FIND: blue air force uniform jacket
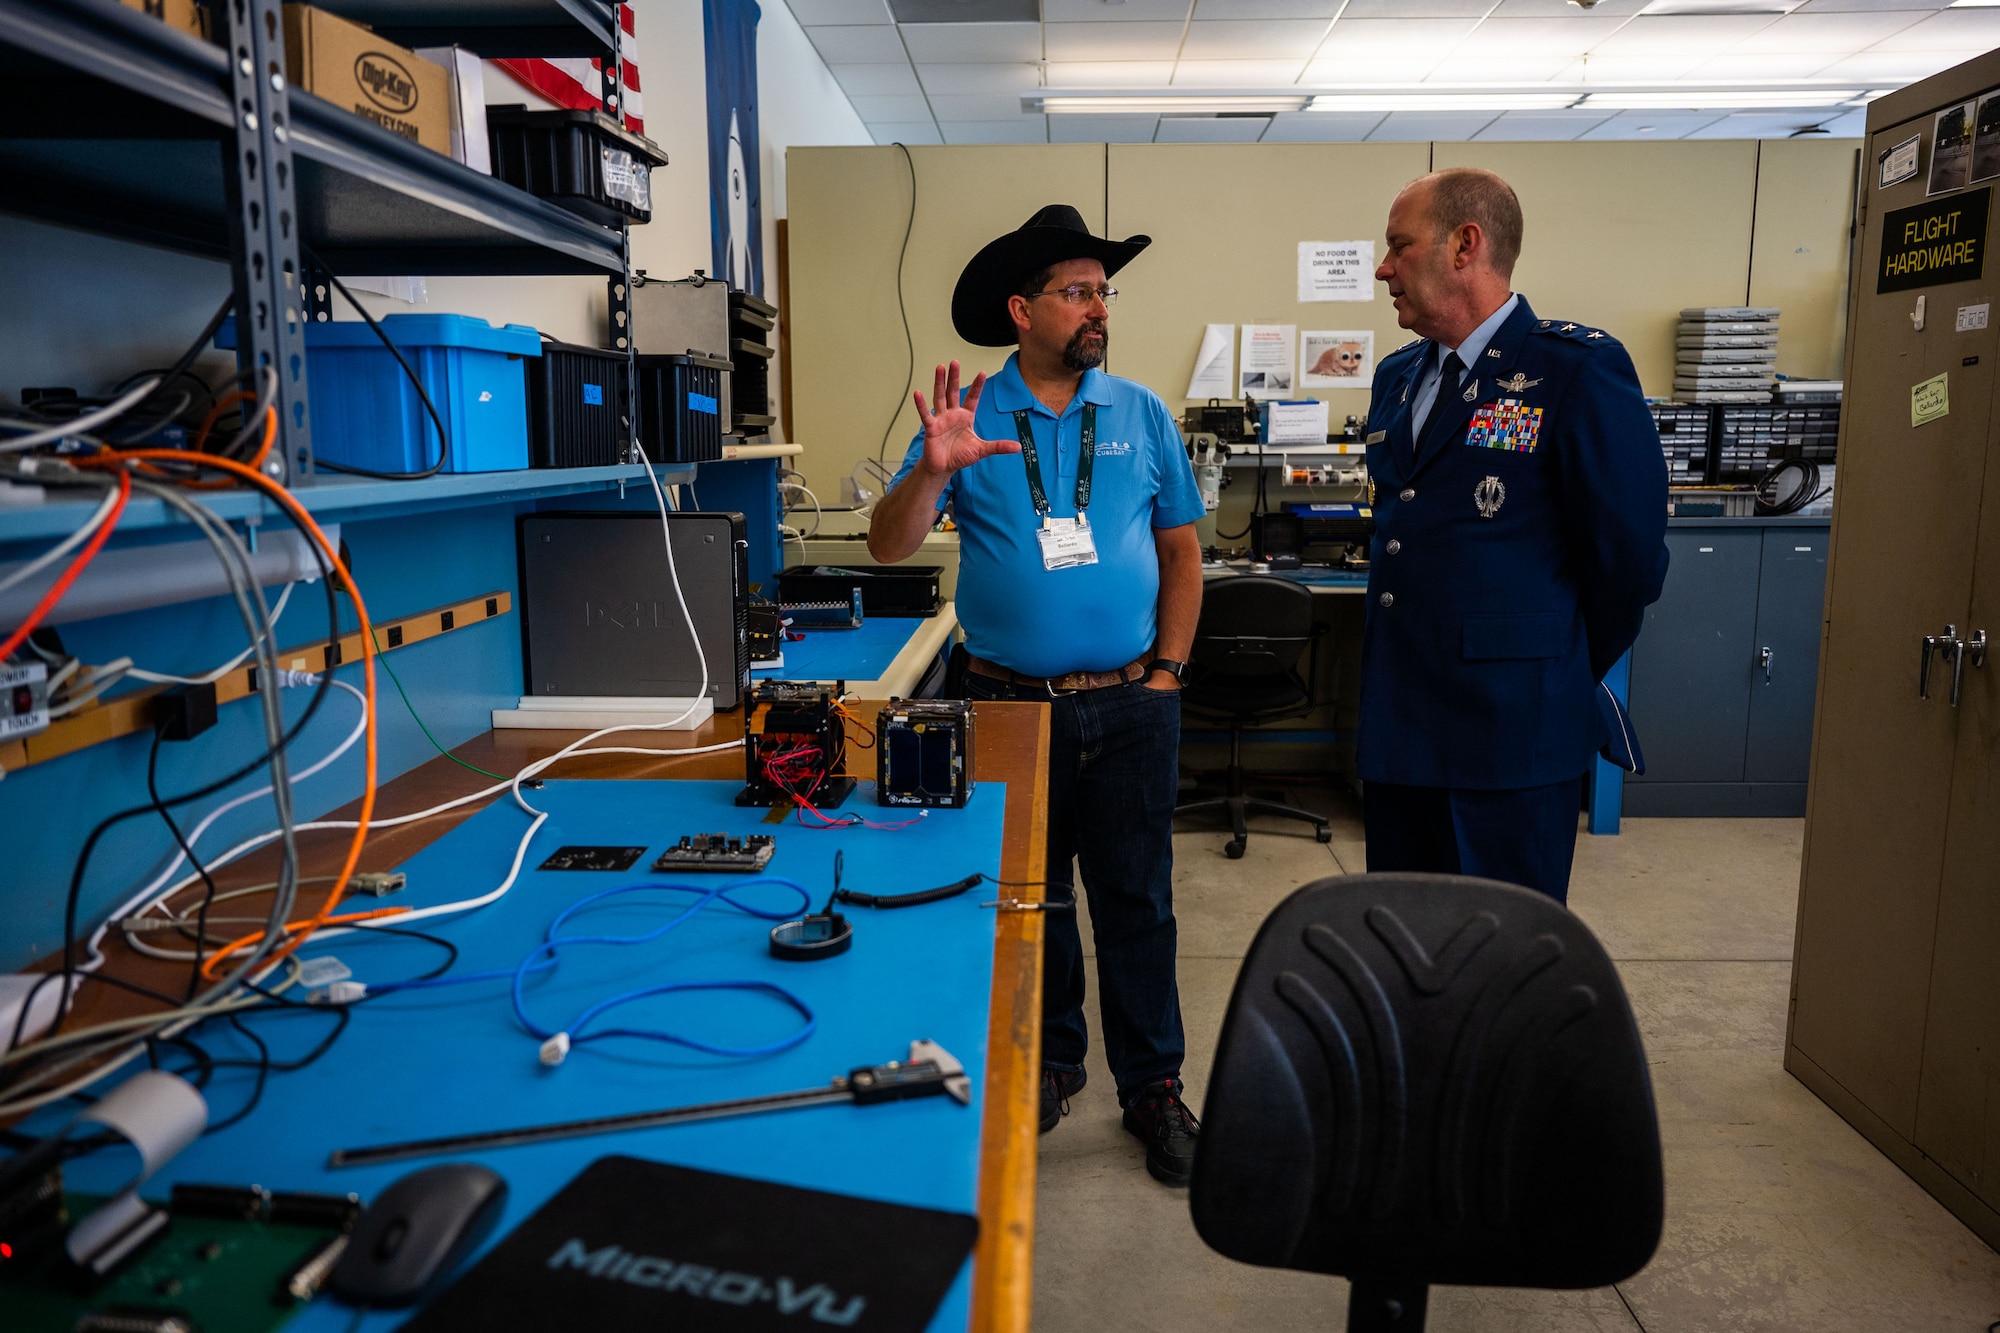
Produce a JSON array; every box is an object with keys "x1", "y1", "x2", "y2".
[{"x1": 1358, "y1": 298, "x2": 1669, "y2": 790}]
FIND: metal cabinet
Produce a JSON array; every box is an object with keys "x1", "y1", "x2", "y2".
[{"x1": 1624, "y1": 520, "x2": 1829, "y2": 816}]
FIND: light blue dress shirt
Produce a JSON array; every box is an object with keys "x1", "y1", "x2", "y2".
[{"x1": 1409, "y1": 292, "x2": 1523, "y2": 438}]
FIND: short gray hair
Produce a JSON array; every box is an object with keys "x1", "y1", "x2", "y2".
[{"x1": 1417, "y1": 168, "x2": 1524, "y2": 278}]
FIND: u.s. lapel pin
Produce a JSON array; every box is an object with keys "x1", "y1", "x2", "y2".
[
  {"x1": 1486, "y1": 348, "x2": 1502, "y2": 358},
  {"x1": 1475, "y1": 475, "x2": 1506, "y2": 518},
  {"x1": 1496, "y1": 372, "x2": 1542, "y2": 393}
]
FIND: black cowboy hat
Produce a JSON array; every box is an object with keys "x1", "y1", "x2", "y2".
[{"x1": 951, "y1": 204, "x2": 1151, "y2": 348}]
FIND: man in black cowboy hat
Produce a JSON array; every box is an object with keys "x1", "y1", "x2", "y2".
[{"x1": 869, "y1": 204, "x2": 1206, "y2": 1186}]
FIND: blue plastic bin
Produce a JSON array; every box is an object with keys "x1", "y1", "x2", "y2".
[{"x1": 219, "y1": 314, "x2": 541, "y2": 474}]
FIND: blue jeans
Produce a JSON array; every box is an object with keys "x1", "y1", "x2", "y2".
[{"x1": 963, "y1": 673, "x2": 1187, "y2": 1102}]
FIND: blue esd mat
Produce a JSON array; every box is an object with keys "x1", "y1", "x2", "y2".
[
  {"x1": 49, "y1": 779, "x2": 1009, "y2": 1333},
  {"x1": 753, "y1": 618, "x2": 917, "y2": 682}
]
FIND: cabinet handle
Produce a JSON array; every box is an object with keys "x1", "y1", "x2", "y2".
[
  {"x1": 1954, "y1": 630, "x2": 1989, "y2": 709},
  {"x1": 1758, "y1": 645, "x2": 1774, "y2": 684},
  {"x1": 1921, "y1": 625, "x2": 1960, "y2": 701}
]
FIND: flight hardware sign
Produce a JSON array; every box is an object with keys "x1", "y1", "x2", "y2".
[{"x1": 1878, "y1": 188, "x2": 1991, "y2": 294}]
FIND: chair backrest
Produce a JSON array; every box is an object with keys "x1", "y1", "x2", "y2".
[
  {"x1": 1190, "y1": 873, "x2": 1663, "y2": 1292},
  {"x1": 1189, "y1": 574, "x2": 1318, "y2": 680}
]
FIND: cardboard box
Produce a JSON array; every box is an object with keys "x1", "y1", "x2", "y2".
[
  {"x1": 414, "y1": 45, "x2": 492, "y2": 173},
  {"x1": 282, "y1": 5, "x2": 449, "y2": 156},
  {"x1": 120, "y1": 0, "x2": 208, "y2": 40}
]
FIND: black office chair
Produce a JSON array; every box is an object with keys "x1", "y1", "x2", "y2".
[
  {"x1": 1175, "y1": 574, "x2": 1331, "y2": 858},
  {"x1": 1190, "y1": 873, "x2": 1664, "y2": 1332}
]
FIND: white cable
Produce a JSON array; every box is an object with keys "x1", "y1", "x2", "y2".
[
  {"x1": 0, "y1": 378, "x2": 162, "y2": 453},
  {"x1": 127, "y1": 583, "x2": 295, "y2": 685},
  {"x1": 0, "y1": 481, "x2": 121, "y2": 600},
  {"x1": 82, "y1": 677, "x2": 366, "y2": 972},
  {"x1": 48, "y1": 658, "x2": 132, "y2": 717}
]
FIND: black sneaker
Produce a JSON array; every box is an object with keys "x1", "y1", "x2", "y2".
[
  {"x1": 1122, "y1": 1078, "x2": 1199, "y2": 1186},
  {"x1": 1039, "y1": 1067, "x2": 1087, "y2": 1134}
]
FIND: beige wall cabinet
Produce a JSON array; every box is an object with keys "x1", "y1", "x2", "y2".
[{"x1": 1788, "y1": 49, "x2": 2000, "y2": 1250}]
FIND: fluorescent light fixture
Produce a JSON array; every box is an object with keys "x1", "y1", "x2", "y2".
[
  {"x1": 1949, "y1": 0, "x2": 2000, "y2": 7},
  {"x1": 1031, "y1": 95, "x2": 1309, "y2": 114},
  {"x1": 1584, "y1": 89, "x2": 1859, "y2": 108},
  {"x1": 1308, "y1": 93, "x2": 1579, "y2": 112}
]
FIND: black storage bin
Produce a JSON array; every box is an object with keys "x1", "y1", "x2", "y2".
[
  {"x1": 636, "y1": 352, "x2": 732, "y2": 465},
  {"x1": 526, "y1": 341, "x2": 630, "y2": 468},
  {"x1": 776, "y1": 564, "x2": 944, "y2": 618},
  {"x1": 731, "y1": 337, "x2": 774, "y2": 421},
  {"x1": 1649, "y1": 402, "x2": 1715, "y2": 485},
  {"x1": 486, "y1": 105, "x2": 668, "y2": 227}
]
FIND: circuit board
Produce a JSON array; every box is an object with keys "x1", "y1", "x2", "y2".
[
  {"x1": 1, "y1": 1192, "x2": 349, "y2": 1333},
  {"x1": 652, "y1": 833, "x2": 776, "y2": 873},
  {"x1": 537, "y1": 845, "x2": 648, "y2": 872}
]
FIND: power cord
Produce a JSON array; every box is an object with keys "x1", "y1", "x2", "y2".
[
  {"x1": 297, "y1": 244, "x2": 452, "y2": 480},
  {"x1": 875, "y1": 142, "x2": 918, "y2": 469}
]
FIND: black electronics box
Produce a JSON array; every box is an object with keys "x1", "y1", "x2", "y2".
[
  {"x1": 746, "y1": 598, "x2": 783, "y2": 663},
  {"x1": 877, "y1": 698, "x2": 974, "y2": 809},
  {"x1": 776, "y1": 564, "x2": 942, "y2": 618},
  {"x1": 528, "y1": 341, "x2": 630, "y2": 468},
  {"x1": 1192, "y1": 398, "x2": 1253, "y2": 442},
  {"x1": 404, "y1": 1156, "x2": 978, "y2": 1333},
  {"x1": 637, "y1": 352, "x2": 732, "y2": 465},
  {"x1": 1249, "y1": 511, "x2": 1304, "y2": 568},
  {"x1": 1282, "y1": 501, "x2": 1375, "y2": 544},
  {"x1": 518, "y1": 511, "x2": 750, "y2": 709},
  {"x1": 486, "y1": 105, "x2": 669, "y2": 226}
]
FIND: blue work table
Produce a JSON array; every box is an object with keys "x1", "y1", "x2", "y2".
[
  {"x1": 756, "y1": 604, "x2": 959, "y2": 698},
  {"x1": 32, "y1": 702, "x2": 1051, "y2": 1333}
]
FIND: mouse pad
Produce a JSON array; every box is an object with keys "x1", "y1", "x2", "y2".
[{"x1": 400, "y1": 1156, "x2": 979, "y2": 1333}]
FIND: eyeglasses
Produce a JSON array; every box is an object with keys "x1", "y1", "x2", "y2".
[{"x1": 1024, "y1": 284, "x2": 1118, "y2": 307}]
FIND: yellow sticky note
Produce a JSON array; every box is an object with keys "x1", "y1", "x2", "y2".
[{"x1": 1912, "y1": 372, "x2": 1950, "y2": 427}]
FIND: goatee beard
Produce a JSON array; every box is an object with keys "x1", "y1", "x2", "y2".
[{"x1": 1062, "y1": 322, "x2": 1108, "y2": 372}]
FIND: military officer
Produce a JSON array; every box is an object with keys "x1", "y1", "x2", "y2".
[{"x1": 1358, "y1": 167, "x2": 1669, "y2": 903}]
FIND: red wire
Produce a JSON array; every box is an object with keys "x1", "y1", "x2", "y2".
[{"x1": 0, "y1": 470, "x2": 130, "y2": 662}]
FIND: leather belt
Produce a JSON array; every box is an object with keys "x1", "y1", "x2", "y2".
[{"x1": 967, "y1": 654, "x2": 1150, "y2": 694}]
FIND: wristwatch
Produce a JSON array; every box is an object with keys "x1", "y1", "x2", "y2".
[{"x1": 1150, "y1": 658, "x2": 1188, "y2": 686}]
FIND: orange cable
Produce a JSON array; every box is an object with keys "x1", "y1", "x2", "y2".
[
  {"x1": 77, "y1": 449, "x2": 376, "y2": 981},
  {"x1": 0, "y1": 470, "x2": 130, "y2": 662}
]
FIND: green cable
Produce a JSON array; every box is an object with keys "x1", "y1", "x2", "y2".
[{"x1": 367, "y1": 627, "x2": 508, "y2": 781}]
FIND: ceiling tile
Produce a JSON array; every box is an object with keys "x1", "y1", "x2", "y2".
[
  {"x1": 1366, "y1": 110, "x2": 1506, "y2": 140},
  {"x1": 1425, "y1": 50, "x2": 1580, "y2": 81},
  {"x1": 1811, "y1": 49, "x2": 1965, "y2": 82},
  {"x1": 1730, "y1": 9, "x2": 1926, "y2": 50},
  {"x1": 1259, "y1": 109, "x2": 1388, "y2": 141},
  {"x1": 1683, "y1": 51, "x2": 1842, "y2": 78},
  {"x1": 916, "y1": 62, "x2": 1042, "y2": 91},
  {"x1": 1191, "y1": 0, "x2": 1340, "y2": 18},
  {"x1": 1792, "y1": 0, "x2": 1949, "y2": 11},
  {"x1": 899, "y1": 21, "x2": 1042, "y2": 61},
  {"x1": 1180, "y1": 18, "x2": 1332, "y2": 58},
  {"x1": 927, "y1": 93, "x2": 1040, "y2": 119},
  {"x1": 867, "y1": 120, "x2": 945, "y2": 143},
  {"x1": 1153, "y1": 115, "x2": 1275, "y2": 142},
  {"x1": 1474, "y1": 110, "x2": 1615, "y2": 140},
  {"x1": 1446, "y1": 16, "x2": 1621, "y2": 57},
  {"x1": 1555, "y1": 52, "x2": 1707, "y2": 80},
  {"x1": 1043, "y1": 20, "x2": 1188, "y2": 58},
  {"x1": 1044, "y1": 60, "x2": 1181, "y2": 85},
  {"x1": 848, "y1": 93, "x2": 935, "y2": 119},
  {"x1": 830, "y1": 62, "x2": 924, "y2": 95},
  {"x1": 782, "y1": 0, "x2": 893, "y2": 23},
  {"x1": 887, "y1": 0, "x2": 1036, "y2": 19},
  {"x1": 1171, "y1": 58, "x2": 1313, "y2": 84},
  {"x1": 1341, "y1": 0, "x2": 1496, "y2": 15},
  {"x1": 1682, "y1": 110, "x2": 1855, "y2": 138},
  {"x1": 1870, "y1": 8, "x2": 2000, "y2": 49},
  {"x1": 1047, "y1": 112, "x2": 1162, "y2": 141},
  {"x1": 1488, "y1": 0, "x2": 1650, "y2": 13},
  {"x1": 1043, "y1": 0, "x2": 1191, "y2": 19},
  {"x1": 1304, "y1": 52, "x2": 1446, "y2": 83},
  {"x1": 1577, "y1": 110, "x2": 1730, "y2": 139},
  {"x1": 1320, "y1": 16, "x2": 1482, "y2": 52},
  {"x1": 804, "y1": 24, "x2": 907, "y2": 62},
  {"x1": 1586, "y1": 13, "x2": 1785, "y2": 52},
  {"x1": 941, "y1": 118, "x2": 1051, "y2": 143}
]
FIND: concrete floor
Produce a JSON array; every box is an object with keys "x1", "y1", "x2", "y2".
[{"x1": 1030, "y1": 791, "x2": 2000, "y2": 1332}]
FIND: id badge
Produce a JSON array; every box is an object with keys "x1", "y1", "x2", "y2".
[{"x1": 1037, "y1": 516, "x2": 1099, "y2": 571}]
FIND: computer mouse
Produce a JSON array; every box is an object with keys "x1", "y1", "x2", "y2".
[{"x1": 328, "y1": 1162, "x2": 508, "y2": 1308}]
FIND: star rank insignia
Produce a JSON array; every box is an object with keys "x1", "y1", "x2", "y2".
[
  {"x1": 1560, "y1": 323, "x2": 1577, "y2": 332},
  {"x1": 1586, "y1": 330, "x2": 1605, "y2": 339}
]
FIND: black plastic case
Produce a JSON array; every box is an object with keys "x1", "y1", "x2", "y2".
[
  {"x1": 527, "y1": 341, "x2": 629, "y2": 468},
  {"x1": 636, "y1": 352, "x2": 732, "y2": 465},
  {"x1": 776, "y1": 564, "x2": 944, "y2": 618},
  {"x1": 486, "y1": 105, "x2": 669, "y2": 227}
]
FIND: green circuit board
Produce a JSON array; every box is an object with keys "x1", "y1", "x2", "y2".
[{"x1": 1, "y1": 1192, "x2": 343, "y2": 1333}]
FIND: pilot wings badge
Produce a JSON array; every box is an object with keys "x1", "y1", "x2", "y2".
[
  {"x1": 1495, "y1": 372, "x2": 1541, "y2": 394},
  {"x1": 1474, "y1": 475, "x2": 1506, "y2": 519}
]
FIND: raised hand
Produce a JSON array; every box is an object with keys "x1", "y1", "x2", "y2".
[{"x1": 911, "y1": 360, "x2": 1021, "y2": 477}]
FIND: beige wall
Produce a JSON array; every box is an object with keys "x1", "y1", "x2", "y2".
[{"x1": 784, "y1": 139, "x2": 1859, "y2": 497}]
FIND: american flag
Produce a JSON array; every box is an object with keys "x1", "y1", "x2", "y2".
[{"x1": 492, "y1": 3, "x2": 644, "y2": 134}]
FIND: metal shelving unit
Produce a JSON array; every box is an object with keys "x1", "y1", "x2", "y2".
[{"x1": 0, "y1": 0, "x2": 638, "y2": 487}]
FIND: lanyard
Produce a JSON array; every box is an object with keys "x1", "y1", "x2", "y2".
[{"x1": 1010, "y1": 403, "x2": 1095, "y2": 520}]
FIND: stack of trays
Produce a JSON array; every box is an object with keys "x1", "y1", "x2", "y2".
[{"x1": 1675, "y1": 307, "x2": 1778, "y2": 403}]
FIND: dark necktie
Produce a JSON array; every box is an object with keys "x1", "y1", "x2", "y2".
[{"x1": 1411, "y1": 350, "x2": 1465, "y2": 467}]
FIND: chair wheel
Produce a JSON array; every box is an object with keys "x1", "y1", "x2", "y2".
[
  {"x1": 1225, "y1": 838, "x2": 1246, "y2": 859},
  {"x1": 1315, "y1": 826, "x2": 1333, "y2": 844}
]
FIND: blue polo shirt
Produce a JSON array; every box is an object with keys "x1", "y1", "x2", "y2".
[{"x1": 891, "y1": 354, "x2": 1204, "y2": 678}]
